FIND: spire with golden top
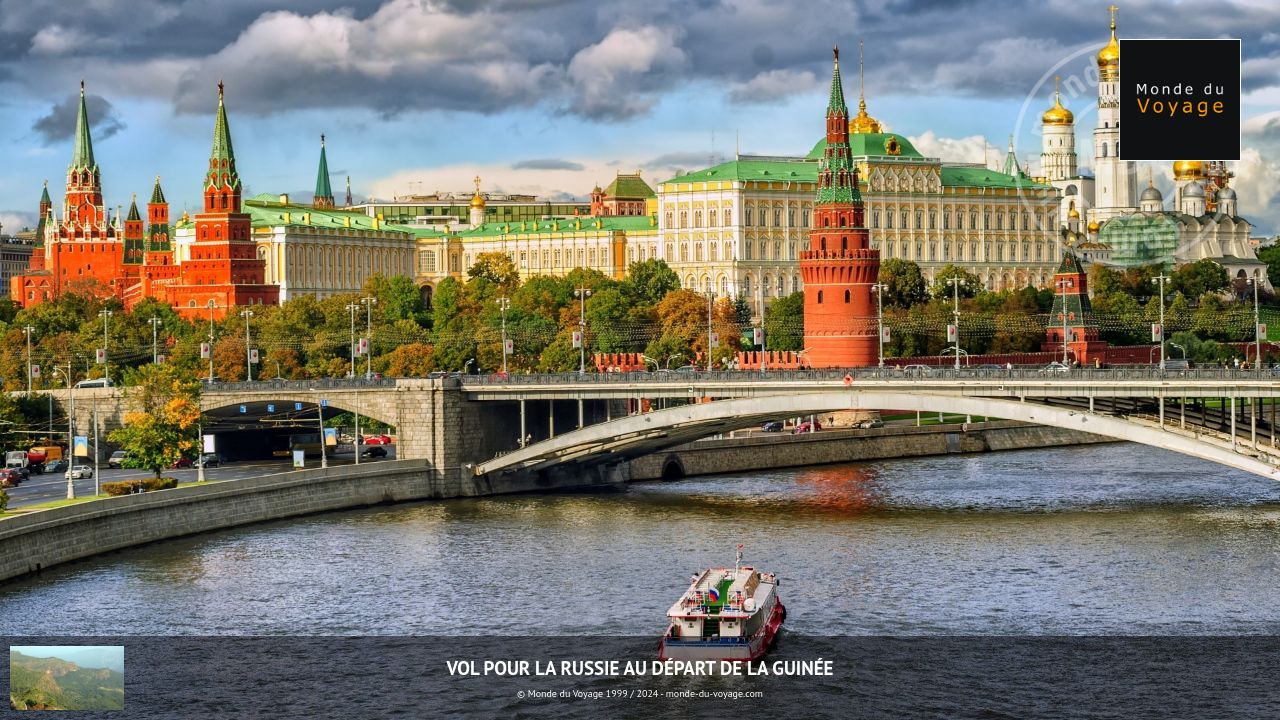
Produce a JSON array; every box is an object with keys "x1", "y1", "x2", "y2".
[
  {"x1": 1097, "y1": 5, "x2": 1119, "y2": 81},
  {"x1": 848, "y1": 41, "x2": 882, "y2": 134},
  {"x1": 1042, "y1": 76, "x2": 1074, "y2": 126},
  {"x1": 470, "y1": 175, "x2": 486, "y2": 209}
]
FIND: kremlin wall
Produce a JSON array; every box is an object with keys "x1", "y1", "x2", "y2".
[{"x1": 8, "y1": 7, "x2": 1269, "y2": 367}]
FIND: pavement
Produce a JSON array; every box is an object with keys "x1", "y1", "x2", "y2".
[{"x1": 3, "y1": 445, "x2": 397, "y2": 509}]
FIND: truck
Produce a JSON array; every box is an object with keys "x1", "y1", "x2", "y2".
[{"x1": 24, "y1": 446, "x2": 64, "y2": 474}]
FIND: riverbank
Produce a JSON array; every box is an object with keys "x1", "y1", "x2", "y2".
[{"x1": 627, "y1": 420, "x2": 1115, "y2": 480}]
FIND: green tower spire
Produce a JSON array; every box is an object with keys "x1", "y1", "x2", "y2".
[
  {"x1": 817, "y1": 47, "x2": 859, "y2": 206},
  {"x1": 210, "y1": 81, "x2": 235, "y2": 164},
  {"x1": 827, "y1": 46, "x2": 848, "y2": 115},
  {"x1": 150, "y1": 175, "x2": 166, "y2": 204},
  {"x1": 313, "y1": 134, "x2": 335, "y2": 208},
  {"x1": 40, "y1": 180, "x2": 51, "y2": 205},
  {"x1": 126, "y1": 194, "x2": 141, "y2": 221},
  {"x1": 71, "y1": 80, "x2": 96, "y2": 171}
]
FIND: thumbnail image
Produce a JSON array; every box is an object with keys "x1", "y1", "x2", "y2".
[{"x1": 9, "y1": 646, "x2": 124, "y2": 711}]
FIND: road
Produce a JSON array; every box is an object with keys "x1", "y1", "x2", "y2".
[{"x1": 4, "y1": 445, "x2": 397, "y2": 508}]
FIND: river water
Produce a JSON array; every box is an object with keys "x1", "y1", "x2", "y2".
[{"x1": 4, "y1": 442, "x2": 1280, "y2": 638}]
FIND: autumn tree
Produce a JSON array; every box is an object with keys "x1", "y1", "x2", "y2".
[
  {"x1": 468, "y1": 252, "x2": 521, "y2": 294},
  {"x1": 108, "y1": 364, "x2": 201, "y2": 479}
]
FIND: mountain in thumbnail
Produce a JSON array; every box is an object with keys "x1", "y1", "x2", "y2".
[{"x1": 9, "y1": 649, "x2": 124, "y2": 711}]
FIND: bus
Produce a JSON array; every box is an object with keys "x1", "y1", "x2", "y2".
[{"x1": 272, "y1": 433, "x2": 324, "y2": 458}]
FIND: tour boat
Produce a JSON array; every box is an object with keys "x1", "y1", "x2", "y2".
[{"x1": 658, "y1": 545, "x2": 785, "y2": 661}]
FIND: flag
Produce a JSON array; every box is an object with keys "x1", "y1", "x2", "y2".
[{"x1": 708, "y1": 588, "x2": 720, "y2": 603}]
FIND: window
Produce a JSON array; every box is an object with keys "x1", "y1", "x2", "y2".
[
  {"x1": 744, "y1": 242, "x2": 753, "y2": 260},
  {"x1": 788, "y1": 209, "x2": 796, "y2": 227},
  {"x1": 970, "y1": 242, "x2": 978, "y2": 260},
  {"x1": 694, "y1": 211, "x2": 702, "y2": 227},
  {"x1": 915, "y1": 210, "x2": 923, "y2": 229},
  {"x1": 777, "y1": 276, "x2": 784, "y2": 296},
  {"x1": 970, "y1": 212, "x2": 978, "y2": 229},
  {"x1": 996, "y1": 213, "x2": 1003, "y2": 230},
  {"x1": 773, "y1": 241, "x2": 781, "y2": 260},
  {"x1": 709, "y1": 209, "x2": 717, "y2": 226},
  {"x1": 695, "y1": 243, "x2": 703, "y2": 261},
  {"x1": 944, "y1": 211, "x2": 951, "y2": 229},
  {"x1": 724, "y1": 209, "x2": 732, "y2": 225},
  {"x1": 886, "y1": 211, "x2": 894, "y2": 229},
  {"x1": 664, "y1": 211, "x2": 673, "y2": 228},
  {"x1": 744, "y1": 207, "x2": 753, "y2": 226},
  {"x1": 900, "y1": 211, "x2": 908, "y2": 229},
  {"x1": 710, "y1": 243, "x2": 718, "y2": 261},
  {"x1": 817, "y1": 290, "x2": 824, "y2": 304},
  {"x1": 929, "y1": 210, "x2": 936, "y2": 229},
  {"x1": 758, "y1": 209, "x2": 766, "y2": 228},
  {"x1": 418, "y1": 249, "x2": 437, "y2": 273},
  {"x1": 844, "y1": 289, "x2": 851, "y2": 303},
  {"x1": 720, "y1": 276, "x2": 728, "y2": 295},
  {"x1": 788, "y1": 241, "x2": 796, "y2": 259},
  {"x1": 802, "y1": 209, "x2": 810, "y2": 226},
  {"x1": 680, "y1": 244, "x2": 689, "y2": 261},
  {"x1": 773, "y1": 209, "x2": 781, "y2": 227},
  {"x1": 983, "y1": 212, "x2": 991, "y2": 230},
  {"x1": 679, "y1": 211, "x2": 687, "y2": 228},
  {"x1": 1022, "y1": 212, "x2": 1030, "y2": 231},
  {"x1": 872, "y1": 210, "x2": 880, "y2": 228}
]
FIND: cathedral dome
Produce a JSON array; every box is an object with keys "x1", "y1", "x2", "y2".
[
  {"x1": 849, "y1": 99, "x2": 882, "y2": 134},
  {"x1": 1184, "y1": 180, "x2": 1205, "y2": 198},
  {"x1": 1041, "y1": 81, "x2": 1073, "y2": 126},
  {"x1": 1068, "y1": 208, "x2": 1080, "y2": 219},
  {"x1": 1173, "y1": 160, "x2": 1205, "y2": 181},
  {"x1": 1087, "y1": 219, "x2": 1100, "y2": 233},
  {"x1": 1096, "y1": 8, "x2": 1120, "y2": 81},
  {"x1": 1218, "y1": 186, "x2": 1236, "y2": 199},
  {"x1": 1140, "y1": 184, "x2": 1163, "y2": 202}
]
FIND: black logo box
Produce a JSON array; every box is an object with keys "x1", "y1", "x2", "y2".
[{"x1": 1119, "y1": 39, "x2": 1241, "y2": 161}]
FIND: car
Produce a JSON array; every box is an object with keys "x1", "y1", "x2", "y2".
[
  {"x1": 900, "y1": 364, "x2": 934, "y2": 376},
  {"x1": 674, "y1": 365, "x2": 700, "y2": 373},
  {"x1": 761, "y1": 421, "x2": 784, "y2": 433},
  {"x1": 361, "y1": 446, "x2": 388, "y2": 458},
  {"x1": 856, "y1": 418, "x2": 885, "y2": 429},
  {"x1": 362, "y1": 434, "x2": 393, "y2": 445},
  {"x1": 107, "y1": 450, "x2": 129, "y2": 469},
  {"x1": 200, "y1": 453, "x2": 225, "y2": 467},
  {"x1": 65, "y1": 465, "x2": 93, "y2": 480},
  {"x1": 171, "y1": 457, "x2": 193, "y2": 469},
  {"x1": 74, "y1": 377, "x2": 115, "y2": 389},
  {"x1": 974, "y1": 364, "x2": 1006, "y2": 371},
  {"x1": 0, "y1": 468, "x2": 23, "y2": 487},
  {"x1": 793, "y1": 421, "x2": 823, "y2": 434},
  {"x1": 1162, "y1": 359, "x2": 1192, "y2": 370},
  {"x1": 43, "y1": 459, "x2": 68, "y2": 475},
  {"x1": 1039, "y1": 362, "x2": 1071, "y2": 373}
]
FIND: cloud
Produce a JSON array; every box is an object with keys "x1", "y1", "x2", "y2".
[
  {"x1": 1231, "y1": 147, "x2": 1280, "y2": 229},
  {"x1": 907, "y1": 130, "x2": 994, "y2": 166},
  {"x1": 512, "y1": 158, "x2": 585, "y2": 171},
  {"x1": 1243, "y1": 110, "x2": 1280, "y2": 140},
  {"x1": 643, "y1": 151, "x2": 729, "y2": 171},
  {"x1": 31, "y1": 92, "x2": 127, "y2": 145},
  {"x1": 728, "y1": 68, "x2": 818, "y2": 105},
  {"x1": 566, "y1": 25, "x2": 687, "y2": 120},
  {"x1": 0, "y1": 211, "x2": 35, "y2": 234}
]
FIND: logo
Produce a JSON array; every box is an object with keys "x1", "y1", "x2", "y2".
[{"x1": 1119, "y1": 39, "x2": 1240, "y2": 160}]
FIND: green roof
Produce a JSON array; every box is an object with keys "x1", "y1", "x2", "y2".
[
  {"x1": 40, "y1": 181, "x2": 51, "y2": 205},
  {"x1": 314, "y1": 137, "x2": 333, "y2": 202},
  {"x1": 71, "y1": 83, "x2": 95, "y2": 171},
  {"x1": 603, "y1": 173, "x2": 654, "y2": 199},
  {"x1": 807, "y1": 132, "x2": 923, "y2": 160},
  {"x1": 939, "y1": 166, "x2": 1051, "y2": 190},
  {"x1": 455, "y1": 215, "x2": 657, "y2": 238},
  {"x1": 150, "y1": 176, "x2": 166, "y2": 204},
  {"x1": 172, "y1": 195, "x2": 416, "y2": 236},
  {"x1": 126, "y1": 196, "x2": 141, "y2": 221},
  {"x1": 663, "y1": 158, "x2": 817, "y2": 185},
  {"x1": 211, "y1": 86, "x2": 235, "y2": 163},
  {"x1": 828, "y1": 49, "x2": 847, "y2": 116}
]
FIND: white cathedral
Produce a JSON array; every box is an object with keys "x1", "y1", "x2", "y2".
[{"x1": 1034, "y1": 6, "x2": 1268, "y2": 289}]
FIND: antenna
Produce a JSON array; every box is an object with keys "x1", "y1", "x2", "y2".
[{"x1": 735, "y1": 129, "x2": 740, "y2": 160}]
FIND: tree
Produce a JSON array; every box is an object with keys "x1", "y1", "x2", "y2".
[
  {"x1": 467, "y1": 252, "x2": 521, "y2": 293},
  {"x1": 929, "y1": 265, "x2": 981, "y2": 300},
  {"x1": 877, "y1": 258, "x2": 927, "y2": 308},
  {"x1": 364, "y1": 273, "x2": 430, "y2": 326},
  {"x1": 1088, "y1": 264, "x2": 1125, "y2": 298},
  {"x1": 622, "y1": 259, "x2": 680, "y2": 305},
  {"x1": 763, "y1": 292, "x2": 804, "y2": 351},
  {"x1": 380, "y1": 343, "x2": 436, "y2": 377},
  {"x1": 1257, "y1": 244, "x2": 1280, "y2": 291},
  {"x1": 107, "y1": 365, "x2": 201, "y2": 479},
  {"x1": 1171, "y1": 259, "x2": 1229, "y2": 300}
]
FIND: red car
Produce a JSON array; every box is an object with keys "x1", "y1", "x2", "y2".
[
  {"x1": 792, "y1": 421, "x2": 823, "y2": 434},
  {"x1": 0, "y1": 468, "x2": 23, "y2": 487},
  {"x1": 171, "y1": 457, "x2": 193, "y2": 468},
  {"x1": 363, "y1": 434, "x2": 393, "y2": 445}
]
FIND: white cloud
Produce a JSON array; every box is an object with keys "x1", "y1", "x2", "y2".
[
  {"x1": 0, "y1": 211, "x2": 35, "y2": 234},
  {"x1": 367, "y1": 157, "x2": 660, "y2": 203},
  {"x1": 29, "y1": 24, "x2": 89, "y2": 56},
  {"x1": 907, "y1": 130, "x2": 997, "y2": 167},
  {"x1": 1231, "y1": 147, "x2": 1280, "y2": 229},
  {"x1": 728, "y1": 69, "x2": 818, "y2": 105},
  {"x1": 567, "y1": 25, "x2": 686, "y2": 119}
]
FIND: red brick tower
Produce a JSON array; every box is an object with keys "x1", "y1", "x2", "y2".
[
  {"x1": 166, "y1": 82, "x2": 278, "y2": 319},
  {"x1": 123, "y1": 194, "x2": 145, "y2": 266},
  {"x1": 27, "y1": 182, "x2": 52, "y2": 272},
  {"x1": 801, "y1": 48, "x2": 880, "y2": 367}
]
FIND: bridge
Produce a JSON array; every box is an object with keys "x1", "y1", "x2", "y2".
[{"x1": 35, "y1": 368, "x2": 1280, "y2": 485}]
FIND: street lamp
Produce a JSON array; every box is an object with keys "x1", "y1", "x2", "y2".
[
  {"x1": 206, "y1": 300, "x2": 219, "y2": 383},
  {"x1": 497, "y1": 296, "x2": 511, "y2": 374},
  {"x1": 705, "y1": 291, "x2": 716, "y2": 372},
  {"x1": 360, "y1": 296, "x2": 377, "y2": 379},
  {"x1": 870, "y1": 282, "x2": 888, "y2": 369},
  {"x1": 464, "y1": 358, "x2": 475, "y2": 375},
  {"x1": 574, "y1": 287, "x2": 591, "y2": 375},
  {"x1": 148, "y1": 316, "x2": 162, "y2": 364},
  {"x1": 345, "y1": 302, "x2": 360, "y2": 378},
  {"x1": 944, "y1": 278, "x2": 965, "y2": 371},
  {"x1": 240, "y1": 309, "x2": 254, "y2": 382},
  {"x1": 98, "y1": 309, "x2": 112, "y2": 383},
  {"x1": 1151, "y1": 273, "x2": 1170, "y2": 370},
  {"x1": 1055, "y1": 277, "x2": 1073, "y2": 365},
  {"x1": 1169, "y1": 342, "x2": 1186, "y2": 360},
  {"x1": 52, "y1": 363, "x2": 74, "y2": 500},
  {"x1": 1248, "y1": 276, "x2": 1263, "y2": 375},
  {"x1": 21, "y1": 325, "x2": 35, "y2": 393}
]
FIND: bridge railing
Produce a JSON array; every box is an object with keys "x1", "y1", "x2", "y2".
[
  {"x1": 459, "y1": 366, "x2": 1280, "y2": 386},
  {"x1": 203, "y1": 377, "x2": 399, "y2": 393}
]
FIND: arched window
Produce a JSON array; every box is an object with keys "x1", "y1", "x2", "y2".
[
  {"x1": 872, "y1": 210, "x2": 880, "y2": 228},
  {"x1": 709, "y1": 209, "x2": 717, "y2": 226},
  {"x1": 885, "y1": 211, "x2": 894, "y2": 229},
  {"x1": 679, "y1": 211, "x2": 688, "y2": 228},
  {"x1": 817, "y1": 290, "x2": 824, "y2": 304},
  {"x1": 900, "y1": 211, "x2": 908, "y2": 228},
  {"x1": 694, "y1": 210, "x2": 702, "y2": 227},
  {"x1": 929, "y1": 210, "x2": 936, "y2": 229},
  {"x1": 844, "y1": 289, "x2": 851, "y2": 303},
  {"x1": 745, "y1": 207, "x2": 753, "y2": 225},
  {"x1": 915, "y1": 210, "x2": 923, "y2": 229}
]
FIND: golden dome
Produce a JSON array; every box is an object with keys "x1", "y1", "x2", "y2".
[
  {"x1": 470, "y1": 174, "x2": 486, "y2": 209},
  {"x1": 1068, "y1": 208, "x2": 1080, "y2": 219},
  {"x1": 1041, "y1": 77, "x2": 1074, "y2": 126},
  {"x1": 1096, "y1": 6, "x2": 1119, "y2": 81},
  {"x1": 1087, "y1": 219, "x2": 1100, "y2": 233},
  {"x1": 1173, "y1": 160, "x2": 1205, "y2": 181},
  {"x1": 849, "y1": 40, "x2": 883, "y2": 134}
]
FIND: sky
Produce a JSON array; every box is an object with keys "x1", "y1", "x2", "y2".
[
  {"x1": 11, "y1": 645, "x2": 125, "y2": 672},
  {"x1": 1, "y1": 0, "x2": 1279, "y2": 236}
]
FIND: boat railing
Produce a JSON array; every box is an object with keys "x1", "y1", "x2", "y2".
[{"x1": 667, "y1": 636, "x2": 750, "y2": 645}]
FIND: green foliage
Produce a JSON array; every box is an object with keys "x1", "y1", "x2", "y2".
[
  {"x1": 1257, "y1": 244, "x2": 1280, "y2": 291},
  {"x1": 929, "y1": 265, "x2": 981, "y2": 300},
  {"x1": 467, "y1": 251, "x2": 521, "y2": 292},
  {"x1": 0, "y1": 487, "x2": 7, "y2": 512},
  {"x1": 1088, "y1": 264, "x2": 1124, "y2": 297},
  {"x1": 877, "y1": 258, "x2": 927, "y2": 308},
  {"x1": 622, "y1": 259, "x2": 680, "y2": 305},
  {"x1": 364, "y1": 273, "x2": 430, "y2": 326},
  {"x1": 763, "y1": 292, "x2": 804, "y2": 351},
  {"x1": 102, "y1": 477, "x2": 179, "y2": 496},
  {"x1": 108, "y1": 365, "x2": 200, "y2": 478},
  {"x1": 1171, "y1": 258, "x2": 1230, "y2": 300},
  {"x1": 1169, "y1": 330, "x2": 1237, "y2": 364},
  {"x1": 9, "y1": 650, "x2": 124, "y2": 710}
]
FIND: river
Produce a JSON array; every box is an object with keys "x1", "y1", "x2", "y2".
[{"x1": 4, "y1": 442, "x2": 1280, "y2": 637}]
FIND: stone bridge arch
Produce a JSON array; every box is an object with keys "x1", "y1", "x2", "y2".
[
  {"x1": 476, "y1": 391, "x2": 1280, "y2": 481},
  {"x1": 201, "y1": 390, "x2": 400, "y2": 429}
]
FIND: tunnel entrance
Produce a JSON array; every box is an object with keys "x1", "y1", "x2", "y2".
[{"x1": 660, "y1": 455, "x2": 686, "y2": 481}]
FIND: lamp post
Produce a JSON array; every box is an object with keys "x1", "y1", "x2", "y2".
[
  {"x1": 22, "y1": 325, "x2": 34, "y2": 393},
  {"x1": 206, "y1": 300, "x2": 218, "y2": 383},
  {"x1": 1169, "y1": 342, "x2": 1186, "y2": 360},
  {"x1": 345, "y1": 302, "x2": 360, "y2": 378},
  {"x1": 1055, "y1": 277, "x2": 1072, "y2": 365},
  {"x1": 53, "y1": 363, "x2": 74, "y2": 500},
  {"x1": 945, "y1": 278, "x2": 964, "y2": 371},
  {"x1": 497, "y1": 296, "x2": 511, "y2": 374},
  {"x1": 574, "y1": 287, "x2": 591, "y2": 375},
  {"x1": 870, "y1": 283, "x2": 887, "y2": 369},
  {"x1": 148, "y1": 316, "x2": 161, "y2": 364},
  {"x1": 361, "y1": 296, "x2": 377, "y2": 379},
  {"x1": 1152, "y1": 273, "x2": 1169, "y2": 370},
  {"x1": 706, "y1": 291, "x2": 716, "y2": 372},
  {"x1": 1249, "y1": 277, "x2": 1263, "y2": 375},
  {"x1": 240, "y1": 309, "x2": 254, "y2": 382},
  {"x1": 98, "y1": 309, "x2": 112, "y2": 383}
]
